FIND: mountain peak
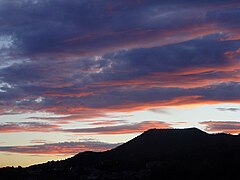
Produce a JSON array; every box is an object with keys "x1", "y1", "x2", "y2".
[
  {"x1": 142, "y1": 127, "x2": 207, "y2": 136},
  {"x1": 109, "y1": 128, "x2": 209, "y2": 157}
]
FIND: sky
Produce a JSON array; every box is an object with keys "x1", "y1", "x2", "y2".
[{"x1": 0, "y1": 0, "x2": 240, "y2": 167}]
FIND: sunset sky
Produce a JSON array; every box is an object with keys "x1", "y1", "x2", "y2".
[{"x1": 0, "y1": 0, "x2": 240, "y2": 167}]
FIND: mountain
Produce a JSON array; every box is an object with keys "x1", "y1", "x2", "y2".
[{"x1": 1, "y1": 128, "x2": 240, "y2": 179}]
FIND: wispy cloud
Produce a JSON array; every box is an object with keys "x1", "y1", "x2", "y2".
[
  {"x1": 149, "y1": 108, "x2": 169, "y2": 114},
  {"x1": 0, "y1": 141, "x2": 121, "y2": 155},
  {"x1": 0, "y1": 120, "x2": 171, "y2": 135},
  {"x1": 0, "y1": 122, "x2": 60, "y2": 133},
  {"x1": 0, "y1": 112, "x2": 23, "y2": 116},
  {"x1": 216, "y1": 108, "x2": 240, "y2": 112},
  {"x1": 62, "y1": 121, "x2": 172, "y2": 135},
  {"x1": 88, "y1": 120, "x2": 127, "y2": 126},
  {"x1": 27, "y1": 111, "x2": 109, "y2": 123}
]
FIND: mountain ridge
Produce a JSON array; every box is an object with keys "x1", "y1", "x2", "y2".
[{"x1": 1, "y1": 128, "x2": 240, "y2": 179}]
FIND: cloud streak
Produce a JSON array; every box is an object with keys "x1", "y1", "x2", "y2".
[
  {"x1": 216, "y1": 107, "x2": 240, "y2": 112},
  {"x1": 0, "y1": 141, "x2": 121, "y2": 155},
  {"x1": 0, "y1": 120, "x2": 171, "y2": 135},
  {"x1": 62, "y1": 121, "x2": 172, "y2": 135},
  {"x1": 0, "y1": 122, "x2": 59, "y2": 133}
]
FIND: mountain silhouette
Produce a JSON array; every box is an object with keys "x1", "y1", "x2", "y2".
[{"x1": 1, "y1": 128, "x2": 240, "y2": 179}]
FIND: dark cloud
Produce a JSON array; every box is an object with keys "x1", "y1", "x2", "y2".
[
  {"x1": 0, "y1": 112, "x2": 22, "y2": 116},
  {"x1": 200, "y1": 121, "x2": 240, "y2": 134},
  {"x1": 38, "y1": 82, "x2": 240, "y2": 112},
  {"x1": 207, "y1": 8, "x2": 240, "y2": 29},
  {"x1": 0, "y1": 140, "x2": 121, "y2": 155},
  {"x1": 0, "y1": 0, "x2": 240, "y2": 121},
  {"x1": 0, "y1": 0, "x2": 239, "y2": 57}
]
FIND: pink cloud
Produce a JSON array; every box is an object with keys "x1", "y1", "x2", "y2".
[
  {"x1": 200, "y1": 121, "x2": 240, "y2": 134},
  {"x1": 0, "y1": 141, "x2": 121, "y2": 155},
  {"x1": 62, "y1": 121, "x2": 172, "y2": 135}
]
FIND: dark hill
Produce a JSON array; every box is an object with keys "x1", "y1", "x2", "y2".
[{"x1": 1, "y1": 128, "x2": 240, "y2": 180}]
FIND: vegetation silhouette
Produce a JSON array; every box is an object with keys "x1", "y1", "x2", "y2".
[{"x1": 1, "y1": 128, "x2": 240, "y2": 179}]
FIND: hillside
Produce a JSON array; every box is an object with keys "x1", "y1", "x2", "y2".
[{"x1": 1, "y1": 128, "x2": 240, "y2": 179}]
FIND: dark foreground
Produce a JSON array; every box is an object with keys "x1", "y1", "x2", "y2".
[{"x1": 1, "y1": 128, "x2": 240, "y2": 180}]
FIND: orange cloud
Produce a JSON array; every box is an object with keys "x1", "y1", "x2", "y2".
[{"x1": 26, "y1": 94, "x2": 240, "y2": 122}]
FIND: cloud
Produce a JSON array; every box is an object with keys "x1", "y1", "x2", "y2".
[
  {"x1": 88, "y1": 120, "x2": 127, "y2": 126},
  {"x1": 0, "y1": 120, "x2": 170, "y2": 135},
  {"x1": 148, "y1": 108, "x2": 169, "y2": 114},
  {"x1": 216, "y1": 107, "x2": 240, "y2": 112},
  {"x1": 0, "y1": 0, "x2": 240, "y2": 122},
  {"x1": 0, "y1": 112, "x2": 23, "y2": 116},
  {"x1": 0, "y1": 140, "x2": 121, "y2": 155},
  {"x1": 0, "y1": 0, "x2": 221, "y2": 57},
  {"x1": 0, "y1": 0, "x2": 240, "y2": 58},
  {"x1": 0, "y1": 122, "x2": 60, "y2": 133},
  {"x1": 39, "y1": 82, "x2": 240, "y2": 112},
  {"x1": 30, "y1": 140, "x2": 47, "y2": 144},
  {"x1": 27, "y1": 111, "x2": 109, "y2": 122},
  {"x1": 61, "y1": 121, "x2": 172, "y2": 135},
  {"x1": 200, "y1": 121, "x2": 240, "y2": 134}
]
